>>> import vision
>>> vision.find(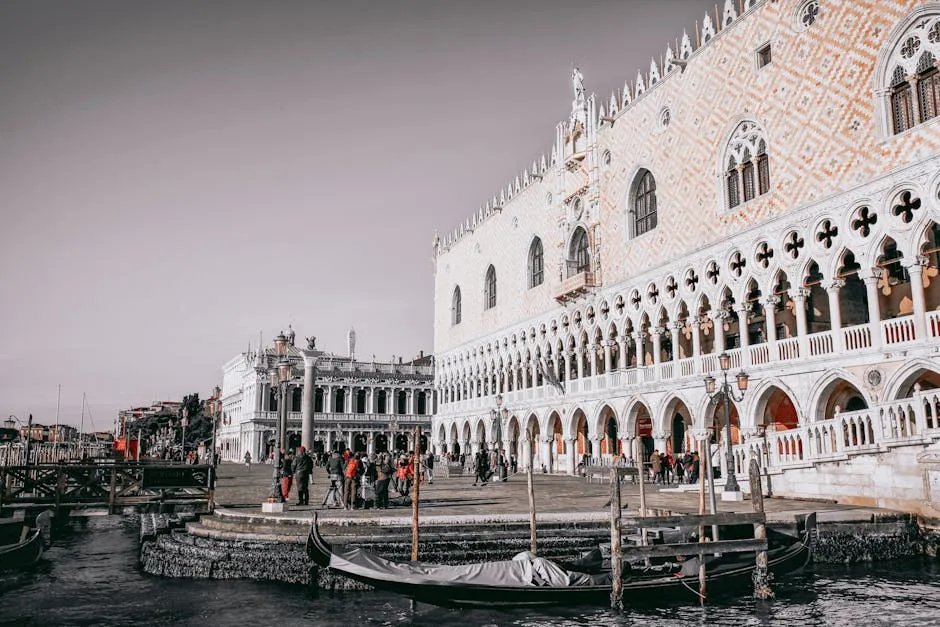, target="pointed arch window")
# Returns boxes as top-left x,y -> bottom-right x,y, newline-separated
724,121 -> 770,210
484,265 -> 497,310
880,12 -> 940,135
451,286 -> 462,325
528,237 -> 544,288
567,227 -> 590,277
631,170 -> 657,237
